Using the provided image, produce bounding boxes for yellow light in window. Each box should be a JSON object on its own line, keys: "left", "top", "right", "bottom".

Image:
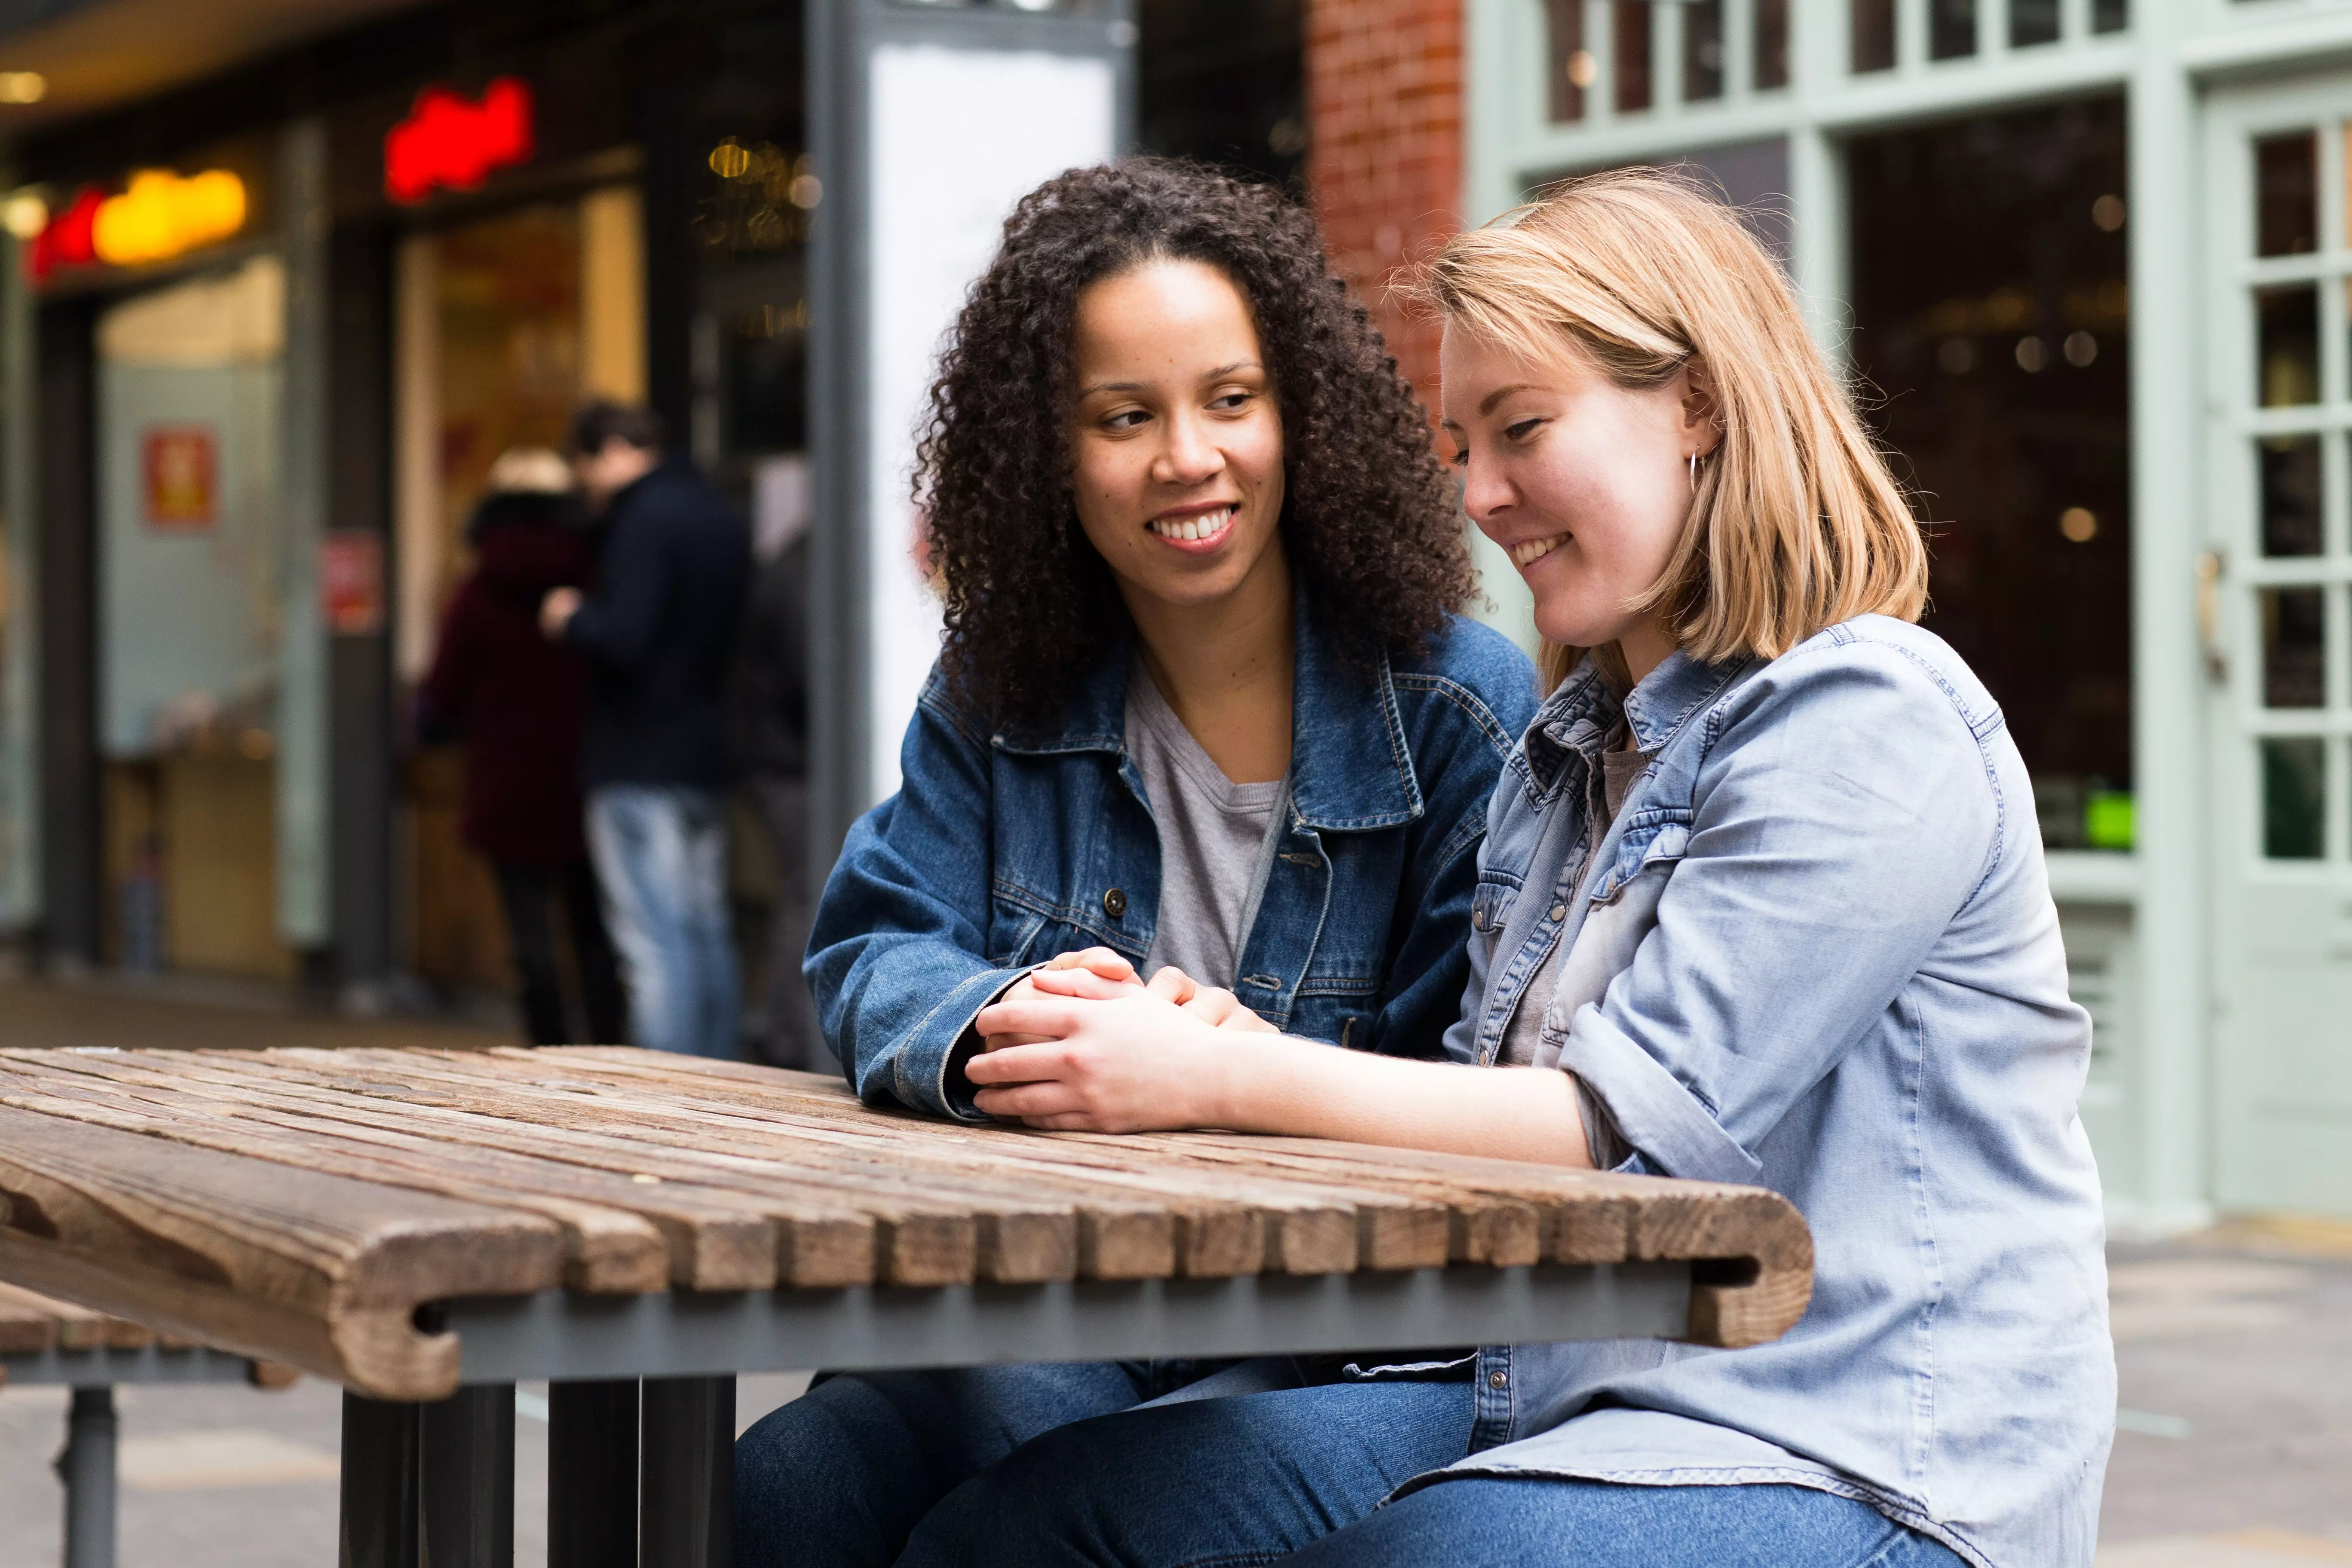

{"left": 0, "top": 72, "right": 46, "bottom": 105}
{"left": 1567, "top": 49, "right": 1599, "bottom": 88}
{"left": 90, "top": 168, "right": 246, "bottom": 266}
{"left": 2060, "top": 507, "right": 2098, "bottom": 543}
{"left": 709, "top": 140, "right": 751, "bottom": 179}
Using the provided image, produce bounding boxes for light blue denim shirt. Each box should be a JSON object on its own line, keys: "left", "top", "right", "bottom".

{"left": 1412, "top": 616, "right": 2114, "bottom": 1568}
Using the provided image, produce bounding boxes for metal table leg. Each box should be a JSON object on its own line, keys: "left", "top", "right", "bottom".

{"left": 640, "top": 1375, "right": 733, "bottom": 1568}
{"left": 340, "top": 1393, "right": 421, "bottom": 1568}
{"left": 421, "top": 1384, "right": 514, "bottom": 1568}
{"left": 58, "top": 1385, "right": 116, "bottom": 1568}
{"left": 548, "top": 1379, "right": 639, "bottom": 1568}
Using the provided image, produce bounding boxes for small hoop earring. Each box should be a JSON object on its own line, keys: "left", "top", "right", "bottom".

{"left": 1687, "top": 452, "right": 1699, "bottom": 490}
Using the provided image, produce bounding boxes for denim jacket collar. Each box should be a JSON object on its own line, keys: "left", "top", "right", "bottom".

{"left": 990, "top": 603, "right": 1422, "bottom": 833}
{"left": 1523, "top": 646, "right": 1751, "bottom": 799}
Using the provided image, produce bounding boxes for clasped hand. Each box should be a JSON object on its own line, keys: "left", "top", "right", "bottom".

{"left": 968, "top": 948, "right": 1278, "bottom": 1132}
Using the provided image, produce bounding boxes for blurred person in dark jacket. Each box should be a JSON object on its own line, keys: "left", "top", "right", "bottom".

{"left": 541, "top": 402, "right": 753, "bottom": 1059}
{"left": 731, "top": 467, "right": 825, "bottom": 1071}
{"left": 420, "top": 447, "right": 627, "bottom": 1046}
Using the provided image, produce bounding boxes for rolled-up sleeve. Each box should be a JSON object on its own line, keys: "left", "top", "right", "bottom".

{"left": 1559, "top": 642, "right": 2003, "bottom": 1183}
{"left": 804, "top": 677, "right": 1024, "bottom": 1122}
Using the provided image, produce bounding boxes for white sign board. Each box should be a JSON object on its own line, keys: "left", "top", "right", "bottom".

{"left": 865, "top": 43, "right": 1116, "bottom": 804}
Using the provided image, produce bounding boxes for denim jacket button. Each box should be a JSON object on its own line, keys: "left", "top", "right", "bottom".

{"left": 1548, "top": 903, "right": 1567, "bottom": 922}
{"left": 1488, "top": 1369, "right": 1508, "bottom": 1389}
{"left": 1102, "top": 887, "right": 1128, "bottom": 919}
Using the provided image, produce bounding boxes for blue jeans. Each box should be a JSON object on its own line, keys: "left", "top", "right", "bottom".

{"left": 585, "top": 785, "right": 739, "bottom": 1057}
{"left": 734, "top": 1367, "right": 1965, "bottom": 1567}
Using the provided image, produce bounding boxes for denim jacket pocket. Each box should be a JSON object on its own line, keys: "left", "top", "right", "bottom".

{"left": 1588, "top": 817, "right": 1690, "bottom": 907}
{"left": 986, "top": 906, "right": 1050, "bottom": 968}
{"left": 1470, "top": 876, "right": 1520, "bottom": 953}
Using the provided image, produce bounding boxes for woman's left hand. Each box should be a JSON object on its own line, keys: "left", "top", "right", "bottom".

{"left": 966, "top": 987, "right": 1241, "bottom": 1132}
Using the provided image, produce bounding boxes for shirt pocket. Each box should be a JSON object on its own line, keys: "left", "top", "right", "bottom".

{"left": 1588, "top": 817, "right": 1690, "bottom": 907}
{"left": 1470, "top": 875, "right": 1521, "bottom": 956}
{"left": 984, "top": 898, "right": 1051, "bottom": 968}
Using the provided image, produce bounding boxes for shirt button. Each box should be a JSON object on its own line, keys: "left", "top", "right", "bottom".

{"left": 1488, "top": 1370, "right": 1508, "bottom": 1389}
{"left": 1548, "top": 903, "right": 1567, "bottom": 922}
{"left": 1102, "top": 887, "right": 1128, "bottom": 919}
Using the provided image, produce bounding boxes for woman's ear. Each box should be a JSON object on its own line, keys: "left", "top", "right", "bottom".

{"left": 1680, "top": 357, "right": 1724, "bottom": 457}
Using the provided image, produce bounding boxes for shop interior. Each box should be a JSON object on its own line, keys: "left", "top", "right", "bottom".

{"left": 1846, "top": 95, "right": 2135, "bottom": 854}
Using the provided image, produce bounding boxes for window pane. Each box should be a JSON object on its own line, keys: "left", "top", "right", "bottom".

{"left": 2259, "top": 436, "right": 2324, "bottom": 557}
{"left": 2261, "top": 586, "right": 2327, "bottom": 708}
{"left": 1547, "top": 0, "right": 1589, "bottom": 122}
{"left": 1755, "top": 0, "right": 1789, "bottom": 88}
{"left": 2256, "top": 132, "right": 2318, "bottom": 257}
{"left": 1683, "top": 0, "right": 1724, "bottom": 101}
{"left": 2091, "top": 0, "right": 2127, "bottom": 32}
{"left": 1852, "top": 0, "right": 1895, "bottom": 71}
{"left": 1847, "top": 99, "right": 2134, "bottom": 840}
{"left": 2257, "top": 285, "right": 2320, "bottom": 407}
{"left": 2010, "top": 0, "right": 2059, "bottom": 46}
{"left": 1930, "top": 0, "right": 1975, "bottom": 58}
{"left": 2262, "top": 737, "right": 2327, "bottom": 859}
{"left": 1613, "top": 0, "right": 1652, "bottom": 112}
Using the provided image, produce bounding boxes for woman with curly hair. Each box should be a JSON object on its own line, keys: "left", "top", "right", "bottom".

{"left": 733, "top": 160, "right": 1536, "bottom": 1565}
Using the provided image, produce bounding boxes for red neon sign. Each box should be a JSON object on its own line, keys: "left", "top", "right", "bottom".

{"left": 383, "top": 78, "right": 534, "bottom": 204}
{"left": 27, "top": 185, "right": 102, "bottom": 282}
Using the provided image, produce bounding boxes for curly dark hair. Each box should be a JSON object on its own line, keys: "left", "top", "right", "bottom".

{"left": 917, "top": 158, "right": 1475, "bottom": 727}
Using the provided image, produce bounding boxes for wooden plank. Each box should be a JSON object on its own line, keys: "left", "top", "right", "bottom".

{"left": 346, "top": 1047, "right": 1460, "bottom": 1277}
{"left": 9, "top": 1050, "right": 975, "bottom": 1288}
{"left": 217, "top": 1049, "right": 1093, "bottom": 1284}
{"left": 0, "top": 1280, "right": 159, "bottom": 1351}
{"left": 2, "top": 1053, "right": 894, "bottom": 1289}
{"left": 368, "top": 1049, "right": 1404, "bottom": 1276}
{"left": 0, "top": 1101, "right": 561, "bottom": 1399}
{"left": 0, "top": 1060, "right": 725, "bottom": 1292}
{"left": 493, "top": 1050, "right": 1492, "bottom": 1271}
{"left": 522, "top": 1049, "right": 1813, "bottom": 1345}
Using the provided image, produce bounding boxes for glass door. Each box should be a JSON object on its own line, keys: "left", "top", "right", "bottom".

{"left": 2204, "top": 81, "right": 2352, "bottom": 1214}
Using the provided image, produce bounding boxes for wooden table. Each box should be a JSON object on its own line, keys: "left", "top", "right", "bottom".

{"left": 0, "top": 1045, "right": 1812, "bottom": 1568}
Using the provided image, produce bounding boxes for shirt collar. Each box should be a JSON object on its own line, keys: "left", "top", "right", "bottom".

{"left": 1523, "top": 646, "right": 1750, "bottom": 794}
{"left": 990, "top": 597, "right": 1421, "bottom": 833}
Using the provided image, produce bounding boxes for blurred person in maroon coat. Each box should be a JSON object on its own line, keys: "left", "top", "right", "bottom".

{"left": 421, "top": 448, "right": 628, "bottom": 1045}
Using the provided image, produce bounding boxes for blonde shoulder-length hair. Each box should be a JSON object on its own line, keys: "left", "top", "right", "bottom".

{"left": 1419, "top": 167, "right": 1927, "bottom": 691}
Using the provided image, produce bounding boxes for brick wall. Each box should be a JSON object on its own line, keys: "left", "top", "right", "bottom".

{"left": 1304, "top": 0, "right": 1465, "bottom": 417}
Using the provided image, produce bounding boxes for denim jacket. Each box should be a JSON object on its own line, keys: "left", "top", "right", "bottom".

{"left": 808, "top": 611, "right": 1537, "bottom": 1121}
{"left": 1415, "top": 616, "right": 2113, "bottom": 1568}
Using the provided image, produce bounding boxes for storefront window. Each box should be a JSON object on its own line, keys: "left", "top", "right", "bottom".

{"left": 1848, "top": 97, "right": 2133, "bottom": 852}
{"left": 2259, "top": 436, "right": 2324, "bottom": 557}
{"left": 2011, "top": 0, "right": 2059, "bottom": 47}
{"left": 1754, "top": 0, "right": 1790, "bottom": 89}
{"left": 1852, "top": 0, "right": 1896, "bottom": 72}
{"left": 394, "top": 193, "right": 644, "bottom": 992}
{"left": 2255, "top": 131, "right": 2317, "bottom": 257}
{"left": 1613, "top": 0, "right": 1652, "bottom": 113}
{"left": 1547, "top": 0, "right": 1591, "bottom": 122}
{"left": 95, "top": 256, "right": 291, "bottom": 975}
{"left": 2256, "top": 285, "right": 2320, "bottom": 407}
{"left": 1683, "top": 0, "right": 1724, "bottom": 102}
{"left": 1930, "top": 0, "right": 1976, "bottom": 59}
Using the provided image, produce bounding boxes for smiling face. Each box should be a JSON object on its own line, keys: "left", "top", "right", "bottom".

{"left": 1439, "top": 325, "right": 1717, "bottom": 677}
{"left": 1067, "top": 258, "right": 1287, "bottom": 616}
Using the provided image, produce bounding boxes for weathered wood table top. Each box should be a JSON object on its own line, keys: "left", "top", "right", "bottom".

{"left": 0, "top": 1045, "right": 1812, "bottom": 1401}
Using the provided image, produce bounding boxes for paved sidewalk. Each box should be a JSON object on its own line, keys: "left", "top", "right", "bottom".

{"left": 2097, "top": 1222, "right": 2352, "bottom": 1564}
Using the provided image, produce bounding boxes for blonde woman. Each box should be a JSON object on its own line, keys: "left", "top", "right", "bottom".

{"left": 940, "top": 168, "right": 2112, "bottom": 1568}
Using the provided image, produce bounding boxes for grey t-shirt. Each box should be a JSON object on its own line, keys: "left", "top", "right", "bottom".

{"left": 1124, "top": 662, "right": 1290, "bottom": 990}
